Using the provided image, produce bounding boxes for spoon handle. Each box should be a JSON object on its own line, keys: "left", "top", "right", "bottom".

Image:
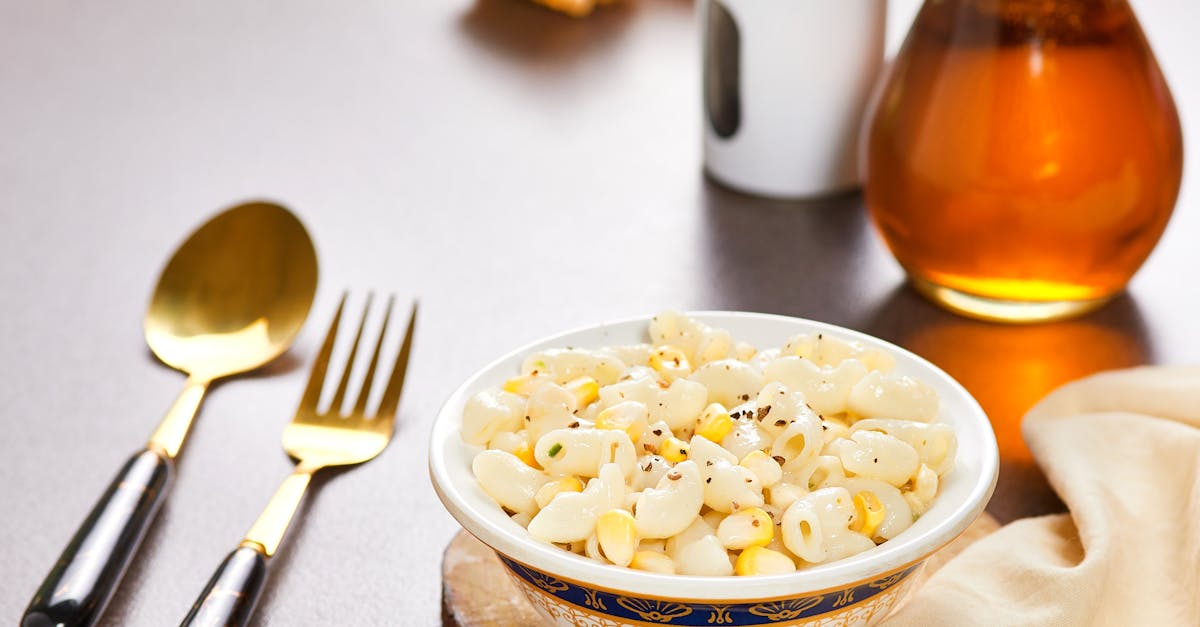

{"left": 23, "top": 448, "right": 173, "bottom": 627}
{"left": 180, "top": 545, "right": 269, "bottom": 627}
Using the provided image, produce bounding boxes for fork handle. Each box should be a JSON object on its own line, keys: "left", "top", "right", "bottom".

{"left": 23, "top": 448, "right": 173, "bottom": 627}
{"left": 180, "top": 545, "right": 269, "bottom": 627}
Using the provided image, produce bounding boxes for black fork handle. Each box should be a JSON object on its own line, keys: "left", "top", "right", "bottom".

{"left": 22, "top": 448, "right": 173, "bottom": 627}
{"left": 180, "top": 545, "right": 269, "bottom": 627}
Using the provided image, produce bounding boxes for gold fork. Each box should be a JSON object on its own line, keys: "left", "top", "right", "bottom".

{"left": 181, "top": 293, "right": 417, "bottom": 627}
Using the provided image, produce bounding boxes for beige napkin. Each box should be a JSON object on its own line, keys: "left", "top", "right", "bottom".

{"left": 885, "top": 366, "right": 1200, "bottom": 626}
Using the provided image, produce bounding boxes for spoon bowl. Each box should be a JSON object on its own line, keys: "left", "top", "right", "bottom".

{"left": 145, "top": 202, "right": 317, "bottom": 380}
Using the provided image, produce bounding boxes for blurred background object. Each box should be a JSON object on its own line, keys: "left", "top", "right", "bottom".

{"left": 864, "top": 0, "right": 1183, "bottom": 323}
{"left": 529, "top": 0, "right": 618, "bottom": 18}
{"left": 700, "top": 0, "right": 887, "bottom": 198}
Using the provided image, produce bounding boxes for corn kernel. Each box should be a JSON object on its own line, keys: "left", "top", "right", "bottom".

{"left": 503, "top": 373, "right": 549, "bottom": 397}
{"left": 630, "top": 550, "right": 676, "bottom": 574}
{"left": 534, "top": 477, "right": 584, "bottom": 509}
{"left": 716, "top": 507, "right": 774, "bottom": 550}
{"left": 695, "top": 403, "right": 734, "bottom": 443}
{"left": 851, "top": 491, "right": 886, "bottom": 538}
{"left": 912, "top": 463, "right": 938, "bottom": 504}
{"left": 596, "top": 509, "right": 637, "bottom": 567}
{"left": 739, "top": 450, "right": 783, "bottom": 487}
{"left": 513, "top": 442, "right": 540, "bottom": 469}
{"left": 564, "top": 376, "right": 599, "bottom": 408}
{"left": 649, "top": 345, "right": 691, "bottom": 382}
{"left": 660, "top": 436, "right": 690, "bottom": 463}
{"left": 594, "top": 401, "right": 650, "bottom": 443}
{"left": 903, "top": 491, "right": 927, "bottom": 517}
{"left": 735, "top": 546, "right": 796, "bottom": 576}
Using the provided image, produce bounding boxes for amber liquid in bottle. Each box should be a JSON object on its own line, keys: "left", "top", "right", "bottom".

{"left": 864, "top": 0, "right": 1182, "bottom": 321}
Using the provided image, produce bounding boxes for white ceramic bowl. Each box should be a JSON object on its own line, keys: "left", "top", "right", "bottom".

{"left": 430, "top": 312, "right": 998, "bottom": 626}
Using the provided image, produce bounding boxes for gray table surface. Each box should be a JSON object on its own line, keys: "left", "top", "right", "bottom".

{"left": 1, "top": 0, "right": 1196, "bottom": 624}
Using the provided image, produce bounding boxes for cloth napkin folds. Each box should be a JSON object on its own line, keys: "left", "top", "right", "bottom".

{"left": 885, "top": 366, "right": 1200, "bottom": 626}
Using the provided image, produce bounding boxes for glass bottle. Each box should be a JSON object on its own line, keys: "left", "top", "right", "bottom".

{"left": 863, "top": 0, "right": 1183, "bottom": 322}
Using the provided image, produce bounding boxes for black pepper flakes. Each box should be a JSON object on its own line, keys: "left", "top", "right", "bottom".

{"left": 667, "top": 471, "right": 682, "bottom": 481}
{"left": 706, "top": 477, "right": 712, "bottom": 484}
{"left": 568, "top": 421, "right": 580, "bottom": 428}
{"left": 643, "top": 462, "right": 653, "bottom": 472}
{"left": 706, "top": 460, "right": 714, "bottom": 466}
{"left": 873, "top": 457, "right": 879, "bottom": 463}
{"left": 525, "top": 415, "right": 531, "bottom": 422}
{"left": 652, "top": 429, "right": 663, "bottom": 436}
{"left": 756, "top": 406, "right": 771, "bottom": 421}
{"left": 751, "top": 519, "right": 760, "bottom": 527}
{"left": 772, "top": 455, "right": 786, "bottom": 465}
{"left": 740, "top": 394, "right": 750, "bottom": 401}
{"left": 774, "top": 419, "right": 787, "bottom": 427}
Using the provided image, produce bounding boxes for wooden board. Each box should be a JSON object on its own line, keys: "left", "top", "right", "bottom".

{"left": 441, "top": 513, "right": 1001, "bottom": 626}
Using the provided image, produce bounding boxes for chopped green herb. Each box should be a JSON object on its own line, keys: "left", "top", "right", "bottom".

{"left": 547, "top": 443, "right": 563, "bottom": 458}
{"left": 912, "top": 513, "right": 921, "bottom": 523}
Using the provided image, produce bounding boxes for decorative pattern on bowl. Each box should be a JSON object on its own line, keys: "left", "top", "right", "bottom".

{"left": 498, "top": 554, "right": 922, "bottom": 626}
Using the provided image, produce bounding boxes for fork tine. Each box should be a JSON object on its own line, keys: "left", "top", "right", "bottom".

{"left": 375, "top": 301, "right": 417, "bottom": 418}
{"left": 329, "top": 293, "right": 373, "bottom": 414}
{"left": 298, "top": 293, "right": 347, "bottom": 412}
{"left": 352, "top": 295, "right": 394, "bottom": 416}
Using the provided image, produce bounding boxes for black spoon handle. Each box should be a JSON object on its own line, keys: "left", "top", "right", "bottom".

{"left": 22, "top": 448, "right": 173, "bottom": 627}
{"left": 180, "top": 545, "right": 269, "bottom": 627}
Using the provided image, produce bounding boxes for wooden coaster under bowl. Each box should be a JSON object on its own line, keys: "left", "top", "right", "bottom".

{"left": 441, "top": 514, "right": 1000, "bottom": 626}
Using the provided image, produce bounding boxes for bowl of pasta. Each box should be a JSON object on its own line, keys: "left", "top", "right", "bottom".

{"left": 430, "top": 311, "right": 998, "bottom": 626}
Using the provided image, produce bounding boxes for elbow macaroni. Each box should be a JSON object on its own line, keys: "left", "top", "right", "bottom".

{"left": 462, "top": 311, "right": 957, "bottom": 575}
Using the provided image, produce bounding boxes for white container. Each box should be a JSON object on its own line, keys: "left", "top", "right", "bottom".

{"left": 700, "top": 0, "right": 887, "bottom": 199}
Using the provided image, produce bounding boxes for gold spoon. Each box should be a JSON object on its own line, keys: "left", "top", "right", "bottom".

{"left": 23, "top": 201, "right": 318, "bottom": 627}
